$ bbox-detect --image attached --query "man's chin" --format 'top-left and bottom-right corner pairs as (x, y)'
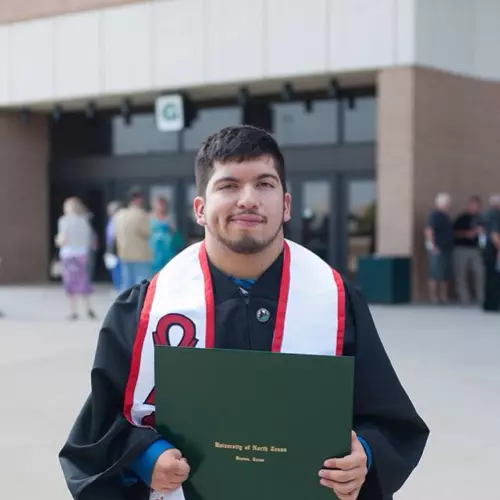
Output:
(226, 238), (266, 255)
(208, 224), (283, 255)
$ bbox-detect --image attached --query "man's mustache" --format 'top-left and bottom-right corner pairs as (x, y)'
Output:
(228, 211), (267, 222)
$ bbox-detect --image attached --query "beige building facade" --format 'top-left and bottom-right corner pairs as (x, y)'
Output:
(1, 0), (499, 302)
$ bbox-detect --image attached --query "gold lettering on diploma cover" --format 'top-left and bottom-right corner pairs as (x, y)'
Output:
(213, 442), (288, 463)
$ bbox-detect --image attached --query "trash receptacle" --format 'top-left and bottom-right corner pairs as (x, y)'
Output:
(356, 256), (411, 304)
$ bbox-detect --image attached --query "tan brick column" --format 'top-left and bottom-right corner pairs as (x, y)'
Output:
(0, 113), (49, 283)
(377, 68), (415, 258)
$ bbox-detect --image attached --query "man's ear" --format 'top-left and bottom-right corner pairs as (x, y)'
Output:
(193, 197), (206, 226)
(283, 193), (292, 223)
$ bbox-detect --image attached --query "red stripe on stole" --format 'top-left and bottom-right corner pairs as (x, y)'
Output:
(272, 241), (291, 353)
(199, 242), (215, 349)
(331, 268), (346, 356)
(124, 273), (159, 424)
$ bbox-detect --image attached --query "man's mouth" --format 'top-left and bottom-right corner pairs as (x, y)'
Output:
(229, 214), (265, 226)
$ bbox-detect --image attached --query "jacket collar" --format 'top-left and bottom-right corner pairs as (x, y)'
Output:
(208, 251), (284, 304)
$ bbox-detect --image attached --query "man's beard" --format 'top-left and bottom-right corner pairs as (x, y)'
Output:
(209, 218), (284, 255)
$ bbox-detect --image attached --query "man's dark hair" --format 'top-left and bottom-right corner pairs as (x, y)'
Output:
(469, 195), (481, 204)
(195, 125), (286, 196)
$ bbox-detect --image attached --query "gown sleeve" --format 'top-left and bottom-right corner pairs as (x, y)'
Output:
(343, 281), (430, 500)
(59, 283), (162, 500)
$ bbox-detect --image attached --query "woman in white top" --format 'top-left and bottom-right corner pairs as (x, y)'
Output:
(56, 197), (96, 320)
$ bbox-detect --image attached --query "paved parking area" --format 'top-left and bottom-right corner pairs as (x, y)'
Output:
(0, 285), (498, 499)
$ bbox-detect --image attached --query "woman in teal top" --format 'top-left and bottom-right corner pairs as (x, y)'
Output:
(150, 197), (183, 274)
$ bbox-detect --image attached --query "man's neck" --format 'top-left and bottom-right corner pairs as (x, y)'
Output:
(204, 236), (284, 280)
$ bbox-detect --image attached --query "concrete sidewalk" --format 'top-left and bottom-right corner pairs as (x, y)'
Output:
(0, 285), (498, 499)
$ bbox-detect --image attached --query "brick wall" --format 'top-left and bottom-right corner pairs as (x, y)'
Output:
(0, 0), (147, 25)
(0, 113), (49, 284)
(378, 66), (500, 301)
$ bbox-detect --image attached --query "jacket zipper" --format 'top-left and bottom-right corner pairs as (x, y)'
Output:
(240, 288), (252, 349)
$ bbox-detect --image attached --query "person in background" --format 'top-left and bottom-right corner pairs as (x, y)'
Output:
(114, 187), (152, 290)
(150, 196), (184, 274)
(425, 193), (454, 304)
(452, 195), (485, 305)
(105, 201), (122, 292)
(482, 194), (500, 312)
(56, 197), (96, 320)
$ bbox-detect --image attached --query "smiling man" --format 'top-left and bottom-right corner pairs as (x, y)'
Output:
(59, 125), (429, 500)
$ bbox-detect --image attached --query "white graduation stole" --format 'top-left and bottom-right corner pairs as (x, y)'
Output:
(123, 239), (346, 498)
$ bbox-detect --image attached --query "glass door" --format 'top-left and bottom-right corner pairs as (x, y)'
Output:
(288, 176), (336, 265)
(344, 177), (376, 279)
(301, 180), (331, 263)
(290, 173), (376, 274)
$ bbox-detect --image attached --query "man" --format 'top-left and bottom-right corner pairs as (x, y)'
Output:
(114, 187), (153, 290)
(482, 195), (500, 312)
(452, 195), (485, 305)
(424, 193), (454, 304)
(59, 126), (429, 500)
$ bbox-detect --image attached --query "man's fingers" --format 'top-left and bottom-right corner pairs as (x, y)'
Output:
(319, 468), (357, 483)
(337, 490), (360, 500)
(325, 450), (367, 470)
(175, 458), (190, 477)
(324, 455), (358, 470)
(169, 449), (182, 460)
(158, 475), (188, 492)
(168, 478), (185, 488)
(319, 478), (360, 497)
(319, 478), (337, 490)
(351, 434), (365, 453)
(334, 479), (362, 496)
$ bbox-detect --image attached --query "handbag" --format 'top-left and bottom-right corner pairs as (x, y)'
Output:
(50, 258), (62, 278)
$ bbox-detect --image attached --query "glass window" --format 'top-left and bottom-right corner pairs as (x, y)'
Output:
(344, 96), (377, 143)
(183, 107), (242, 151)
(347, 179), (376, 277)
(112, 113), (179, 155)
(273, 100), (337, 146)
(301, 180), (331, 262)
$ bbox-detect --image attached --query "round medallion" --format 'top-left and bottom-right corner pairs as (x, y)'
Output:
(256, 308), (271, 323)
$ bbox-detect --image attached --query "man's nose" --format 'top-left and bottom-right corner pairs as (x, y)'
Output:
(237, 186), (259, 208)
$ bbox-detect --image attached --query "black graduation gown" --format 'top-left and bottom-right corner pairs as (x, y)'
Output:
(59, 256), (429, 500)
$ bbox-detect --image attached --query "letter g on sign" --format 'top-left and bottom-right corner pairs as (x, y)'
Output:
(153, 313), (198, 348)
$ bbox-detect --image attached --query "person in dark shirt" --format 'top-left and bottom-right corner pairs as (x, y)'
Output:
(425, 193), (454, 304)
(59, 125), (429, 500)
(482, 195), (500, 312)
(452, 196), (485, 305)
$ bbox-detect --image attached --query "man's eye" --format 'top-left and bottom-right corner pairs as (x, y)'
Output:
(259, 182), (274, 188)
(220, 184), (236, 190)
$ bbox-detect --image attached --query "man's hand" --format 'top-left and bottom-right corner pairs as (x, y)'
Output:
(318, 431), (368, 499)
(151, 448), (190, 492)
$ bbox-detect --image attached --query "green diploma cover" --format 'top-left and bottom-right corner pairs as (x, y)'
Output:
(155, 347), (355, 500)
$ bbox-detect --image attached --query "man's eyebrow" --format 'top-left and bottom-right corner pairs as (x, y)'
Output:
(256, 173), (280, 182)
(213, 176), (238, 185)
